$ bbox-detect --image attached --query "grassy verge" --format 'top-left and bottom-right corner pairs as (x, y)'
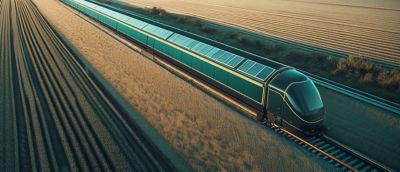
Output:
(95, 0), (400, 104)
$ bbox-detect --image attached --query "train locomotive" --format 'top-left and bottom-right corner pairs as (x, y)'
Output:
(64, 0), (325, 135)
(266, 68), (324, 135)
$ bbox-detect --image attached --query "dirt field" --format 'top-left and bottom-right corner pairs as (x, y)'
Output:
(122, 0), (400, 63)
(31, 0), (335, 171)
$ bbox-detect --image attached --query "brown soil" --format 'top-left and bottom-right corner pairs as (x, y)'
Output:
(32, 0), (334, 171)
(122, 0), (400, 63)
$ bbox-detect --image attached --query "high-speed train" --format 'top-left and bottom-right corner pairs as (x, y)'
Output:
(63, 0), (325, 135)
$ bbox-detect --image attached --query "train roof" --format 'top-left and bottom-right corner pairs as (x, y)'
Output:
(167, 33), (276, 81)
(269, 69), (309, 92)
(84, 0), (287, 82)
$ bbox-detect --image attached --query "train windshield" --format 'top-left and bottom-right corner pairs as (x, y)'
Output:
(286, 80), (323, 115)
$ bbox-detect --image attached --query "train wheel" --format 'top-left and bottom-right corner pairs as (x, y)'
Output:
(276, 117), (283, 126)
(256, 113), (265, 121)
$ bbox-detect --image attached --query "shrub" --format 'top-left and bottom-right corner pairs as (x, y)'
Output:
(286, 51), (308, 62)
(177, 16), (188, 23)
(200, 24), (217, 34)
(363, 73), (374, 83)
(228, 33), (238, 39)
(336, 58), (349, 71)
(309, 53), (326, 63)
(271, 44), (286, 52)
(378, 71), (391, 86)
(158, 9), (167, 16)
(175, 15), (201, 26)
(146, 7), (168, 16)
(237, 36), (249, 44)
(336, 54), (375, 74)
(377, 70), (400, 88)
(349, 55), (371, 71)
(254, 40), (264, 47)
(188, 17), (200, 26)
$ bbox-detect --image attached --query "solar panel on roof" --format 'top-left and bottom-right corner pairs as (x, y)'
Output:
(238, 60), (255, 72)
(191, 42), (205, 52)
(143, 24), (173, 39)
(93, 5), (105, 11)
(125, 18), (148, 29)
(163, 26), (278, 77)
(158, 29), (170, 37)
(97, 7), (115, 16)
(198, 45), (213, 55)
(79, 1), (92, 6)
(176, 35), (190, 44)
(174, 35), (188, 46)
(223, 56), (235, 64)
(111, 13), (130, 22)
(168, 34), (179, 41)
(173, 35), (191, 46)
(216, 53), (230, 63)
(79, 2), (90, 7)
(237, 59), (275, 80)
(179, 38), (192, 47)
(186, 40), (199, 49)
(174, 35), (187, 45)
(256, 66), (274, 80)
(226, 56), (244, 68)
(204, 48), (220, 58)
(143, 25), (153, 32)
(247, 64), (264, 76)
(210, 50), (225, 60)
(169, 34), (185, 42)
(166, 33), (244, 68)
(221, 53), (235, 63)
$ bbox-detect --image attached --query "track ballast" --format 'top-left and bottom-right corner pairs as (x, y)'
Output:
(270, 124), (392, 172)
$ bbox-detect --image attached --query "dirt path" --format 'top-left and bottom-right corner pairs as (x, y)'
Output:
(122, 0), (400, 63)
(31, 0), (335, 171)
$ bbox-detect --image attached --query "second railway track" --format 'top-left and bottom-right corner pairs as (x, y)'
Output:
(0, 0), (188, 171)
(269, 124), (392, 172)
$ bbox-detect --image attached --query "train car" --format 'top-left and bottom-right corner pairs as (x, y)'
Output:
(63, 0), (324, 135)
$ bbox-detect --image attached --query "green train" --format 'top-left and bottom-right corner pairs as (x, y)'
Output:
(64, 0), (325, 135)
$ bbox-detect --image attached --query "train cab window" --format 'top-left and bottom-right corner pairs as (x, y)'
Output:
(286, 80), (323, 115)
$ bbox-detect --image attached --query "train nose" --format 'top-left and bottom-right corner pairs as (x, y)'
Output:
(303, 107), (324, 123)
(300, 107), (325, 135)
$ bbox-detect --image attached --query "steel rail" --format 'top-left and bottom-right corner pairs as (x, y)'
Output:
(271, 124), (392, 172)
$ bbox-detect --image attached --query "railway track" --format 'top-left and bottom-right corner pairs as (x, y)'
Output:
(269, 124), (392, 172)
(0, 0), (188, 171)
